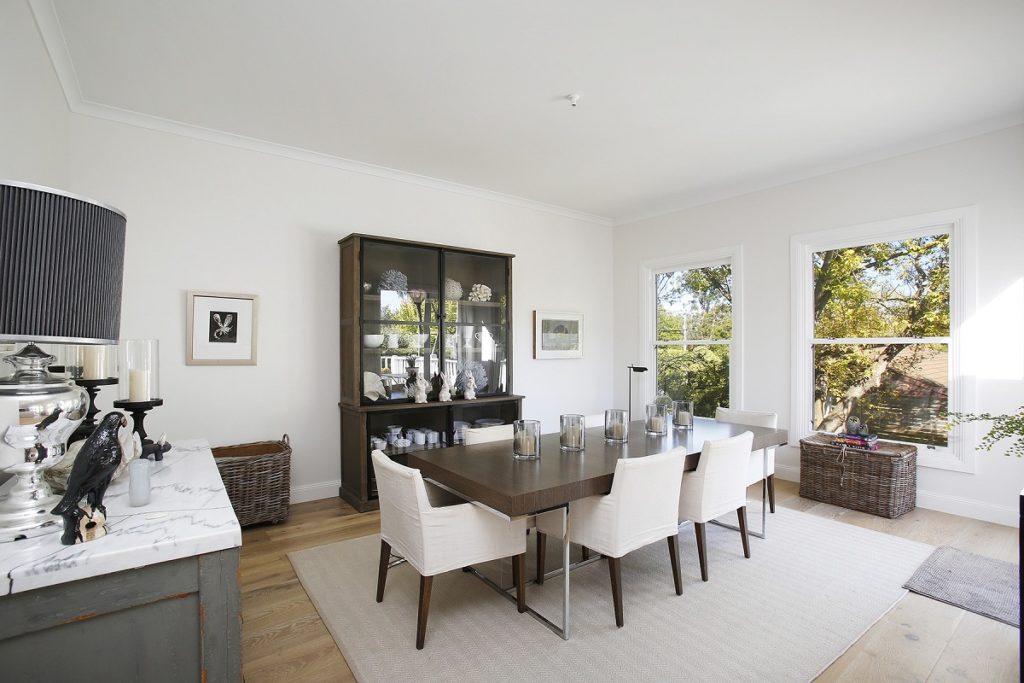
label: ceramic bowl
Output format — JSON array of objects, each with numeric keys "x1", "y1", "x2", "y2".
[{"x1": 363, "y1": 334, "x2": 384, "y2": 348}]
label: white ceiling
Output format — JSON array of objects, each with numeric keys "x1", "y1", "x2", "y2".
[{"x1": 44, "y1": 0, "x2": 1024, "y2": 222}]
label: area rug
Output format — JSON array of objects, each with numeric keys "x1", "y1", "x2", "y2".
[
  {"x1": 903, "y1": 545, "x2": 1020, "y2": 627},
  {"x1": 290, "y1": 507, "x2": 933, "y2": 682}
]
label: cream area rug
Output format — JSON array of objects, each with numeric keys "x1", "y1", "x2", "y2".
[{"x1": 290, "y1": 507, "x2": 933, "y2": 682}]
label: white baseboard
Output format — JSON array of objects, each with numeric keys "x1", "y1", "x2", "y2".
[
  {"x1": 291, "y1": 480, "x2": 342, "y2": 504},
  {"x1": 771, "y1": 464, "x2": 1017, "y2": 527}
]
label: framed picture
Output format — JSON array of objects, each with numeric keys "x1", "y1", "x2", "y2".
[
  {"x1": 533, "y1": 310, "x2": 584, "y2": 359},
  {"x1": 186, "y1": 291, "x2": 259, "y2": 365}
]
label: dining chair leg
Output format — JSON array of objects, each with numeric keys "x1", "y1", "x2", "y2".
[
  {"x1": 767, "y1": 474, "x2": 776, "y2": 513},
  {"x1": 376, "y1": 539, "x2": 391, "y2": 603},
  {"x1": 416, "y1": 574, "x2": 433, "y2": 650},
  {"x1": 513, "y1": 552, "x2": 527, "y2": 613},
  {"x1": 608, "y1": 556, "x2": 624, "y2": 628},
  {"x1": 737, "y1": 507, "x2": 751, "y2": 558},
  {"x1": 667, "y1": 535, "x2": 683, "y2": 595},
  {"x1": 535, "y1": 531, "x2": 547, "y2": 584},
  {"x1": 694, "y1": 522, "x2": 709, "y2": 582}
]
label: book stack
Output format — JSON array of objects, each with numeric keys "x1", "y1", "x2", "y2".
[{"x1": 832, "y1": 432, "x2": 880, "y2": 450}]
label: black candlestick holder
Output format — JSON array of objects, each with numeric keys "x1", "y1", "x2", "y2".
[
  {"x1": 112, "y1": 398, "x2": 170, "y2": 460},
  {"x1": 70, "y1": 377, "x2": 119, "y2": 444}
]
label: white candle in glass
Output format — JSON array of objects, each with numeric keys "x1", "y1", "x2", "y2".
[
  {"x1": 82, "y1": 346, "x2": 106, "y2": 380},
  {"x1": 129, "y1": 368, "x2": 151, "y2": 401}
]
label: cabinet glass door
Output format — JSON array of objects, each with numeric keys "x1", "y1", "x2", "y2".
[
  {"x1": 442, "y1": 251, "x2": 508, "y2": 396},
  {"x1": 361, "y1": 240, "x2": 440, "y2": 402}
]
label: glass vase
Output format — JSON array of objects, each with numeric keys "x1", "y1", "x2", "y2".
[
  {"x1": 559, "y1": 414, "x2": 585, "y2": 452},
  {"x1": 605, "y1": 408, "x2": 628, "y2": 443},
  {"x1": 672, "y1": 400, "x2": 694, "y2": 430},
  {"x1": 513, "y1": 419, "x2": 541, "y2": 459},
  {"x1": 646, "y1": 403, "x2": 668, "y2": 435},
  {"x1": 119, "y1": 339, "x2": 160, "y2": 402}
]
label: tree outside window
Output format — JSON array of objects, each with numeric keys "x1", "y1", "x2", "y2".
[
  {"x1": 654, "y1": 264, "x2": 732, "y2": 417},
  {"x1": 812, "y1": 234, "x2": 950, "y2": 446}
]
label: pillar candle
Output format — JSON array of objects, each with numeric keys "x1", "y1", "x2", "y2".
[
  {"x1": 129, "y1": 368, "x2": 151, "y2": 401},
  {"x1": 83, "y1": 346, "x2": 106, "y2": 380}
]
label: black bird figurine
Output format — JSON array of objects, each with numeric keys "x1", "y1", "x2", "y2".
[{"x1": 51, "y1": 411, "x2": 128, "y2": 545}]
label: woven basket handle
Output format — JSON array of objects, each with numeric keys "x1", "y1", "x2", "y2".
[{"x1": 282, "y1": 433, "x2": 290, "y2": 446}]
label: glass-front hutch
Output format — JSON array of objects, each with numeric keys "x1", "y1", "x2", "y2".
[{"x1": 339, "y1": 234, "x2": 522, "y2": 511}]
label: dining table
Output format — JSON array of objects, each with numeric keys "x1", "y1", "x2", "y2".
[{"x1": 407, "y1": 416, "x2": 788, "y2": 639}]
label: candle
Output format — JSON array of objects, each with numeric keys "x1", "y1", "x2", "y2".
[
  {"x1": 128, "y1": 458, "x2": 152, "y2": 506},
  {"x1": 610, "y1": 422, "x2": 625, "y2": 439},
  {"x1": 676, "y1": 411, "x2": 692, "y2": 426},
  {"x1": 649, "y1": 415, "x2": 664, "y2": 432},
  {"x1": 129, "y1": 368, "x2": 151, "y2": 401},
  {"x1": 83, "y1": 346, "x2": 106, "y2": 380},
  {"x1": 567, "y1": 425, "x2": 581, "y2": 448},
  {"x1": 516, "y1": 433, "x2": 536, "y2": 456}
]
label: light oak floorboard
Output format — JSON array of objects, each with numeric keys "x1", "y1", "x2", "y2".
[{"x1": 239, "y1": 480, "x2": 1019, "y2": 682}]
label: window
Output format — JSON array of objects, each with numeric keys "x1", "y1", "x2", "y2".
[
  {"x1": 642, "y1": 248, "x2": 741, "y2": 417},
  {"x1": 791, "y1": 208, "x2": 976, "y2": 471},
  {"x1": 812, "y1": 235, "x2": 949, "y2": 446}
]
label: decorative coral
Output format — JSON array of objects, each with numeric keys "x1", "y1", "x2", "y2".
[
  {"x1": 445, "y1": 277, "x2": 464, "y2": 300},
  {"x1": 468, "y1": 283, "x2": 492, "y2": 302},
  {"x1": 378, "y1": 269, "x2": 408, "y2": 292}
]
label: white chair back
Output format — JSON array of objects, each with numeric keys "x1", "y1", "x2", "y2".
[
  {"x1": 679, "y1": 431, "x2": 753, "y2": 523},
  {"x1": 464, "y1": 423, "x2": 514, "y2": 445},
  {"x1": 715, "y1": 406, "x2": 778, "y2": 429},
  {"x1": 371, "y1": 449, "x2": 431, "y2": 570},
  {"x1": 597, "y1": 449, "x2": 686, "y2": 556}
]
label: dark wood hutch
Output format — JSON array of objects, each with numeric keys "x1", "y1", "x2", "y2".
[{"x1": 338, "y1": 234, "x2": 522, "y2": 511}]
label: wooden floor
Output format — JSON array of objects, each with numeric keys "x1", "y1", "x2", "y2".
[{"x1": 239, "y1": 480, "x2": 1020, "y2": 682}]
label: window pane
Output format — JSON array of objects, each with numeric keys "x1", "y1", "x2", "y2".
[
  {"x1": 813, "y1": 234, "x2": 949, "y2": 339},
  {"x1": 813, "y1": 343, "x2": 948, "y2": 447},
  {"x1": 655, "y1": 345, "x2": 729, "y2": 418},
  {"x1": 656, "y1": 265, "x2": 732, "y2": 341}
]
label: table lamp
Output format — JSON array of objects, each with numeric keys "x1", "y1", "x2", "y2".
[{"x1": 0, "y1": 180, "x2": 126, "y2": 537}]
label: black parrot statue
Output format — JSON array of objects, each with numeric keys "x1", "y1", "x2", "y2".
[{"x1": 51, "y1": 411, "x2": 128, "y2": 545}]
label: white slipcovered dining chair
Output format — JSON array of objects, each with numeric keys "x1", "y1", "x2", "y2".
[
  {"x1": 715, "y1": 407, "x2": 779, "y2": 512},
  {"x1": 371, "y1": 450, "x2": 528, "y2": 649},
  {"x1": 536, "y1": 448, "x2": 687, "y2": 627},
  {"x1": 463, "y1": 423, "x2": 514, "y2": 445},
  {"x1": 678, "y1": 431, "x2": 754, "y2": 582}
]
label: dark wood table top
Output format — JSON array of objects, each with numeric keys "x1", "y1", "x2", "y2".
[{"x1": 407, "y1": 417, "x2": 788, "y2": 517}]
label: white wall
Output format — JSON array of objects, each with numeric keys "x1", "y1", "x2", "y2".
[
  {"x1": 613, "y1": 124, "x2": 1024, "y2": 525},
  {"x1": 1, "y1": 3, "x2": 614, "y2": 502},
  {"x1": 0, "y1": 0, "x2": 68, "y2": 188}
]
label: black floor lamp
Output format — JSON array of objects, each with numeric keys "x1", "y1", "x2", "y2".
[{"x1": 627, "y1": 364, "x2": 648, "y2": 424}]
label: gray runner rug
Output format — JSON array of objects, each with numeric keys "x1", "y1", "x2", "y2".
[
  {"x1": 290, "y1": 506, "x2": 933, "y2": 682},
  {"x1": 903, "y1": 545, "x2": 1020, "y2": 627}
]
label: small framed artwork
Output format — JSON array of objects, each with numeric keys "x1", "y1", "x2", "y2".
[
  {"x1": 533, "y1": 310, "x2": 584, "y2": 359},
  {"x1": 186, "y1": 291, "x2": 259, "y2": 365}
]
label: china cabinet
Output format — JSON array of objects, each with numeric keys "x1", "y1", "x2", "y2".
[{"x1": 338, "y1": 234, "x2": 522, "y2": 511}]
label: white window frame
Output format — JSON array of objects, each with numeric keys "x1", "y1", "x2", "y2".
[
  {"x1": 639, "y1": 246, "x2": 744, "y2": 411},
  {"x1": 790, "y1": 207, "x2": 977, "y2": 472}
]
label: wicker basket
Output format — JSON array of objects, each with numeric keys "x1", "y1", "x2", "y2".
[
  {"x1": 213, "y1": 434, "x2": 291, "y2": 527},
  {"x1": 799, "y1": 433, "x2": 916, "y2": 518}
]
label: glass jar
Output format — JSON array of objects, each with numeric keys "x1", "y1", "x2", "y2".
[
  {"x1": 646, "y1": 403, "x2": 668, "y2": 435},
  {"x1": 119, "y1": 339, "x2": 160, "y2": 402},
  {"x1": 559, "y1": 414, "x2": 585, "y2": 452},
  {"x1": 673, "y1": 400, "x2": 694, "y2": 430},
  {"x1": 605, "y1": 408, "x2": 628, "y2": 443},
  {"x1": 513, "y1": 419, "x2": 541, "y2": 459}
]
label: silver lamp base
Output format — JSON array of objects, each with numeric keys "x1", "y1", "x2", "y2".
[{"x1": 0, "y1": 465, "x2": 63, "y2": 537}]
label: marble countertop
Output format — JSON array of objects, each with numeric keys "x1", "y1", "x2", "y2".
[{"x1": 0, "y1": 438, "x2": 241, "y2": 595}]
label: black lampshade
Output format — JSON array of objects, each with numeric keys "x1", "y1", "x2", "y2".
[{"x1": 0, "y1": 181, "x2": 126, "y2": 344}]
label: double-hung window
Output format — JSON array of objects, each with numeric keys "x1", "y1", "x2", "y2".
[
  {"x1": 643, "y1": 249, "x2": 741, "y2": 417},
  {"x1": 791, "y1": 208, "x2": 976, "y2": 471}
]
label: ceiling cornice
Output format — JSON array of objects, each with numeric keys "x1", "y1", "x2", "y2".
[{"x1": 29, "y1": 0, "x2": 614, "y2": 227}]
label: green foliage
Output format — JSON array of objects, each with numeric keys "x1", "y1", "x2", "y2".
[
  {"x1": 656, "y1": 346, "x2": 729, "y2": 417},
  {"x1": 812, "y1": 235, "x2": 950, "y2": 441},
  {"x1": 948, "y1": 406, "x2": 1024, "y2": 457}
]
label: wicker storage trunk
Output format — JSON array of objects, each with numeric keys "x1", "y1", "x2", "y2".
[
  {"x1": 799, "y1": 433, "x2": 916, "y2": 518},
  {"x1": 213, "y1": 434, "x2": 291, "y2": 526}
]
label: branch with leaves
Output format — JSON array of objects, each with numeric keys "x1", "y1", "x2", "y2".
[{"x1": 948, "y1": 406, "x2": 1024, "y2": 457}]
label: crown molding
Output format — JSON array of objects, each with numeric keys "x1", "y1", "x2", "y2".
[
  {"x1": 29, "y1": 0, "x2": 613, "y2": 227},
  {"x1": 612, "y1": 113, "x2": 1024, "y2": 227}
]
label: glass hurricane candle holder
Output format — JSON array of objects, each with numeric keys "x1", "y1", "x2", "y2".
[
  {"x1": 119, "y1": 339, "x2": 160, "y2": 402},
  {"x1": 80, "y1": 344, "x2": 117, "y2": 380},
  {"x1": 646, "y1": 403, "x2": 668, "y2": 436},
  {"x1": 673, "y1": 400, "x2": 694, "y2": 430},
  {"x1": 513, "y1": 419, "x2": 541, "y2": 459},
  {"x1": 605, "y1": 409, "x2": 628, "y2": 443},
  {"x1": 559, "y1": 414, "x2": 585, "y2": 452}
]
